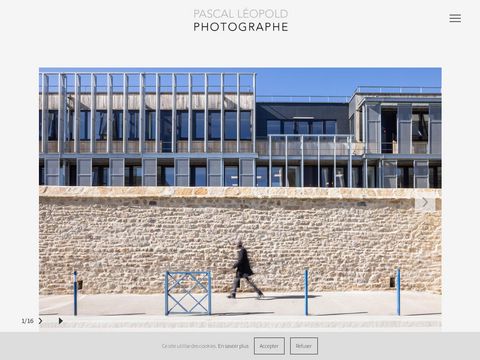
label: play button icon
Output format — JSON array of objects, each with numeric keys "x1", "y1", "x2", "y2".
[{"x1": 58, "y1": 318, "x2": 63, "y2": 325}]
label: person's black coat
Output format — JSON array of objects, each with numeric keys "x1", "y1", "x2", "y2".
[{"x1": 232, "y1": 247, "x2": 254, "y2": 277}]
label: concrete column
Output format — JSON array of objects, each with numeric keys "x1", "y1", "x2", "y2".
[
  {"x1": 155, "y1": 74, "x2": 161, "y2": 153},
  {"x1": 172, "y1": 74, "x2": 176, "y2": 153},
  {"x1": 220, "y1": 73, "x2": 224, "y2": 153},
  {"x1": 204, "y1": 74, "x2": 208, "y2": 153},
  {"x1": 363, "y1": 158, "x2": 368, "y2": 188},
  {"x1": 74, "y1": 74, "x2": 80, "y2": 153},
  {"x1": 252, "y1": 73, "x2": 256, "y2": 153},
  {"x1": 285, "y1": 136, "x2": 288, "y2": 187},
  {"x1": 90, "y1": 74, "x2": 96, "y2": 153},
  {"x1": 41, "y1": 74, "x2": 48, "y2": 153},
  {"x1": 123, "y1": 73, "x2": 128, "y2": 153},
  {"x1": 236, "y1": 73, "x2": 240, "y2": 153},
  {"x1": 301, "y1": 136, "x2": 304, "y2": 187},
  {"x1": 58, "y1": 74, "x2": 65, "y2": 154},
  {"x1": 107, "y1": 73, "x2": 112, "y2": 153},
  {"x1": 333, "y1": 136, "x2": 337, "y2": 188},
  {"x1": 139, "y1": 73, "x2": 145, "y2": 153},
  {"x1": 348, "y1": 136, "x2": 352, "y2": 187},
  {"x1": 188, "y1": 73, "x2": 192, "y2": 153}
]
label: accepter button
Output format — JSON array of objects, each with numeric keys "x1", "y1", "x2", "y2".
[
  {"x1": 290, "y1": 337, "x2": 318, "y2": 355},
  {"x1": 254, "y1": 337, "x2": 285, "y2": 355}
]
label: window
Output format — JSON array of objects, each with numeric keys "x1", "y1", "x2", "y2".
[
  {"x1": 125, "y1": 166, "x2": 142, "y2": 186},
  {"x1": 367, "y1": 166, "x2": 377, "y2": 188},
  {"x1": 92, "y1": 166, "x2": 109, "y2": 186},
  {"x1": 352, "y1": 167, "x2": 362, "y2": 188},
  {"x1": 79, "y1": 111, "x2": 90, "y2": 141},
  {"x1": 128, "y1": 110, "x2": 139, "y2": 140},
  {"x1": 112, "y1": 110, "x2": 123, "y2": 140},
  {"x1": 47, "y1": 110, "x2": 58, "y2": 140},
  {"x1": 208, "y1": 111, "x2": 221, "y2": 140},
  {"x1": 297, "y1": 121, "x2": 309, "y2": 135},
  {"x1": 176, "y1": 111, "x2": 188, "y2": 140},
  {"x1": 145, "y1": 111, "x2": 156, "y2": 140},
  {"x1": 193, "y1": 111, "x2": 205, "y2": 140},
  {"x1": 429, "y1": 166, "x2": 442, "y2": 188},
  {"x1": 321, "y1": 167, "x2": 334, "y2": 187},
  {"x1": 324, "y1": 120, "x2": 337, "y2": 135},
  {"x1": 266, "y1": 119, "x2": 281, "y2": 135},
  {"x1": 65, "y1": 110, "x2": 74, "y2": 141},
  {"x1": 303, "y1": 166, "x2": 319, "y2": 187},
  {"x1": 224, "y1": 166, "x2": 239, "y2": 186},
  {"x1": 412, "y1": 108, "x2": 429, "y2": 141},
  {"x1": 161, "y1": 111, "x2": 172, "y2": 151},
  {"x1": 271, "y1": 166, "x2": 284, "y2": 187},
  {"x1": 95, "y1": 110, "x2": 107, "y2": 140},
  {"x1": 224, "y1": 111, "x2": 237, "y2": 140},
  {"x1": 256, "y1": 166, "x2": 268, "y2": 187},
  {"x1": 240, "y1": 111, "x2": 251, "y2": 140},
  {"x1": 397, "y1": 166, "x2": 414, "y2": 188},
  {"x1": 311, "y1": 120, "x2": 337, "y2": 135},
  {"x1": 39, "y1": 110, "x2": 42, "y2": 140},
  {"x1": 284, "y1": 120, "x2": 295, "y2": 134},
  {"x1": 39, "y1": 165, "x2": 45, "y2": 185},
  {"x1": 190, "y1": 166, "x2": 207, "y2": 186},
  {"x1": 158, "y1": 166, "x2": 174, "y2": 186}
]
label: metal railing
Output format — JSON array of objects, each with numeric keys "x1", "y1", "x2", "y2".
[
  {"x1": 354, "y1": 86, "x2": 441, "y2": 94},
  {"x1": 257, "y1": 95, "x2": 350, "y2": 103},
  {"x1": 164, "y1": 271, "x2": 212, "y2": 316}
]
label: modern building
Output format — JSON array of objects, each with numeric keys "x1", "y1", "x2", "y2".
[{"x1": 38, "y1": 72, "x2": 441, "y2": 188}]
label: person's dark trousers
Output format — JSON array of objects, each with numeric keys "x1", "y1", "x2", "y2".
[{"x1": 231, "y1": 275, "x2": 263, "y2": 295}]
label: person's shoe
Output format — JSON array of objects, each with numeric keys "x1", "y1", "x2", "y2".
[
  {"x1": 227, "y1": 293, "x2": 236, "y2": 299},
  {"x1": 256, "y1": 292, "x2": 264, "y2": 299}
]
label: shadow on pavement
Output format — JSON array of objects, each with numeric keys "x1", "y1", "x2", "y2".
[
  {"x1": 212, "y1": 312, "x2": 275, "y2": 316},
  {"x1": 404, "y1": 313, "x2": 442, "y2": 316},
  {"x1": 101, "y1": 312, "x2": 147, "y2": 316},
  {"x1": 312, "y1": 311, "x2": 368, "y2": 316},
  {"x1": 238, "y1": 295, "x2": 320, "y2": 300}
]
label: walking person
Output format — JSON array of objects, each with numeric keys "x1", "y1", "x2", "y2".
[{"x1": 228, "y1": 239, "x2": 264, "y2": 299}]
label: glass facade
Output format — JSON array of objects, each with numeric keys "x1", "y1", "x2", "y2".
[
  {"x1": 47, "y1": 110, "x2": 58, "y2": 140},
  {"x1": 125, "y1": 166, "x2": 142, "y2": 186},
  {"x1": 193, "y1": 111, "x2": 205, "y2": 140},
  {"x1": 80, "y1": 111, "x2": 90, "y2": 140},
  {"x1": 176, "y1": 111, "x2": 189, "y2": 140},
  {"x1": 158, "y1": 166, "x2": 174, "y2": 186},
  {"x1": 128, "y1": 110, "x2": 139, "y2": 140},
  {"x1": 271, "y1": 166, "x2": 284, "y2": 187},
  {"x1": 224, "y1": 166, "x2": 239, "y2": 186},
  {"x1": 95, "y1": 110, "x2": 107, "y2": 140},
  {"x1": 224, "y1": 111, "x2": 237, "y2": 140},
  {"x1": 161, "y1": 112, "x2": 172, "y2": 151},
  {"x1": 190, "y1": 166, "x2": 207, "y2": 186},
  {"x1": 112, "y1": 110, "x2": 123, "y2": 140},
  {"x1": 256, "y1": 166, "x2": 268, "y2": 187},
  {"x1": 145, "y1": 111, "x2": 156, "y2": 140},
  {"x1": 208, "y1": 111, "x2": 221, "y2": 140}
]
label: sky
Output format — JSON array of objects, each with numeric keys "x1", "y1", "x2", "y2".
[{"x1": 39, "y1": 68, "x2": 441, "y2": 96}]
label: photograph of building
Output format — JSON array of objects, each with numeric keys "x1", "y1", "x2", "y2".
[
  {"x1": 38, "y1": 68, "x2": 442, "y2": 329},
  {"x1": 38, "y1": 71, "x2": 441, "y2": 189}
]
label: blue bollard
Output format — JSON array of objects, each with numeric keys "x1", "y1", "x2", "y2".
[
  {"x1": 304, "y1": 269, "x2": 309, "y2": 316},
  {"x1": 165, "y1": 271, "x2": 169, "y2": 316},
  {"x1": 73, "y1": 271, "x2": 77, "y2": 316},
  {"x1": 207, "y1": 271, "x2": 212, "y2": 315},
  {"x1": 396, "y1": 268, "x2": 401, "y2": 316}
]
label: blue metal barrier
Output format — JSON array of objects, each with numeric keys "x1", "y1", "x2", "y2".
[
  {"x1": 73, "y1": 271, "x2": 78, "y2": 316},
  {"x1": 396, "y1": 268, "x2": 401, "y2": 316},
  {"x1": 304, "y1": 269, "x2": 309, "y2": 316},
  {"x1": 165, "y1": 271, "x2": 212, "y2": 316}
]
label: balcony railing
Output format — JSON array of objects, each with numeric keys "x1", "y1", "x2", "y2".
[
  {"x1": 257, "y1": 95, "x2": 350, "y2": 103},
  {"x1": 354, "y1": 86, "x2": 441, "y2": 94}
]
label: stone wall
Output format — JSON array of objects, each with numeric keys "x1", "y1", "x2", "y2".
[{"x1": 39, "y1": 187, "x2": 442, "y2": 294}]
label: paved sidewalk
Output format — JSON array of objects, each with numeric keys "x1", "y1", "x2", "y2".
[{"x1": 39, "y1": 291, "x2": 441, "y2": 331}]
